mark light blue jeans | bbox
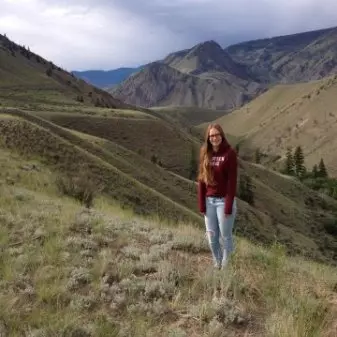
[204,197,237,267]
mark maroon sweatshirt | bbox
[198,140,238,215]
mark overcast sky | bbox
[1,0,337,71]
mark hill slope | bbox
[1,147,336,336]
[1,109,337,265]
[226,26,337,83]
[0,34,139,111]
[214,74,337,177]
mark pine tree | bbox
[284,147,294,175]
[318,158,328,178]
[294,146,305,178]
[332,186,337,200]
[255,148,261,164]
[189,146,198,180]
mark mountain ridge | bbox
[108,26,337,109]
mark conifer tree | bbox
[318,158,328,178]
[284,147,294,175]
[255,148,261,164]
[294,146,305,178]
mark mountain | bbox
[213,74,337,177]
[111,26,337,110]
[72,67,142,89]
[1,144,336,336]
[163,40,249,79]
[0,34,139,111]
[226,26,337,83]
[110,60,261,110]
[110,41,262,110]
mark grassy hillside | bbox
[0,146,337,336]
[150,106,228,128]
[0,109,200,225]
[34,109,199,178]
[1,109,337,266]
[214,75,337,176]
[0,34,141,111]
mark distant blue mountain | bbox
[72,67,142,89]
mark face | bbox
[208,127,222,147]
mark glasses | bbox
[209,133,221,138]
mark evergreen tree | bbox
[318,158,328,178]
[332,186,337,200]
[294,146,305,178]
[189,146,198,180]
[312,164,318,178]
[284,147,294,175]
[255,148,261,164]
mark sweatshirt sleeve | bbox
[198,180,206,213]
[225,149,238,215]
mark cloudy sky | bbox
[1,0,337,71]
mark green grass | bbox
[0,148,336,336]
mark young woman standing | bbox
[197,123,238,269]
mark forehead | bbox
[209,127,220,134]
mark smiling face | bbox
[208,127,222,148]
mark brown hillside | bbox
[214,75,337,176]
[1,109,337,264]
[34,110,200,178]
[0,34,140,111]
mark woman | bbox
[198,123,238,270]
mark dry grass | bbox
[0,34,142,112]
[0,148,336,337]
[1,109,337,266]
[0,114,201,225]
[215,75,337,176]
[39,111,200,178]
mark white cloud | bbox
[1,0,337,70]
[0,0,186,70]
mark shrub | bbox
[56,172,102,208]
[323,218,337,236]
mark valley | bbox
[1,26,337,336]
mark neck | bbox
[212,145,220,152]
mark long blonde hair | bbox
[197,123,227,185]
